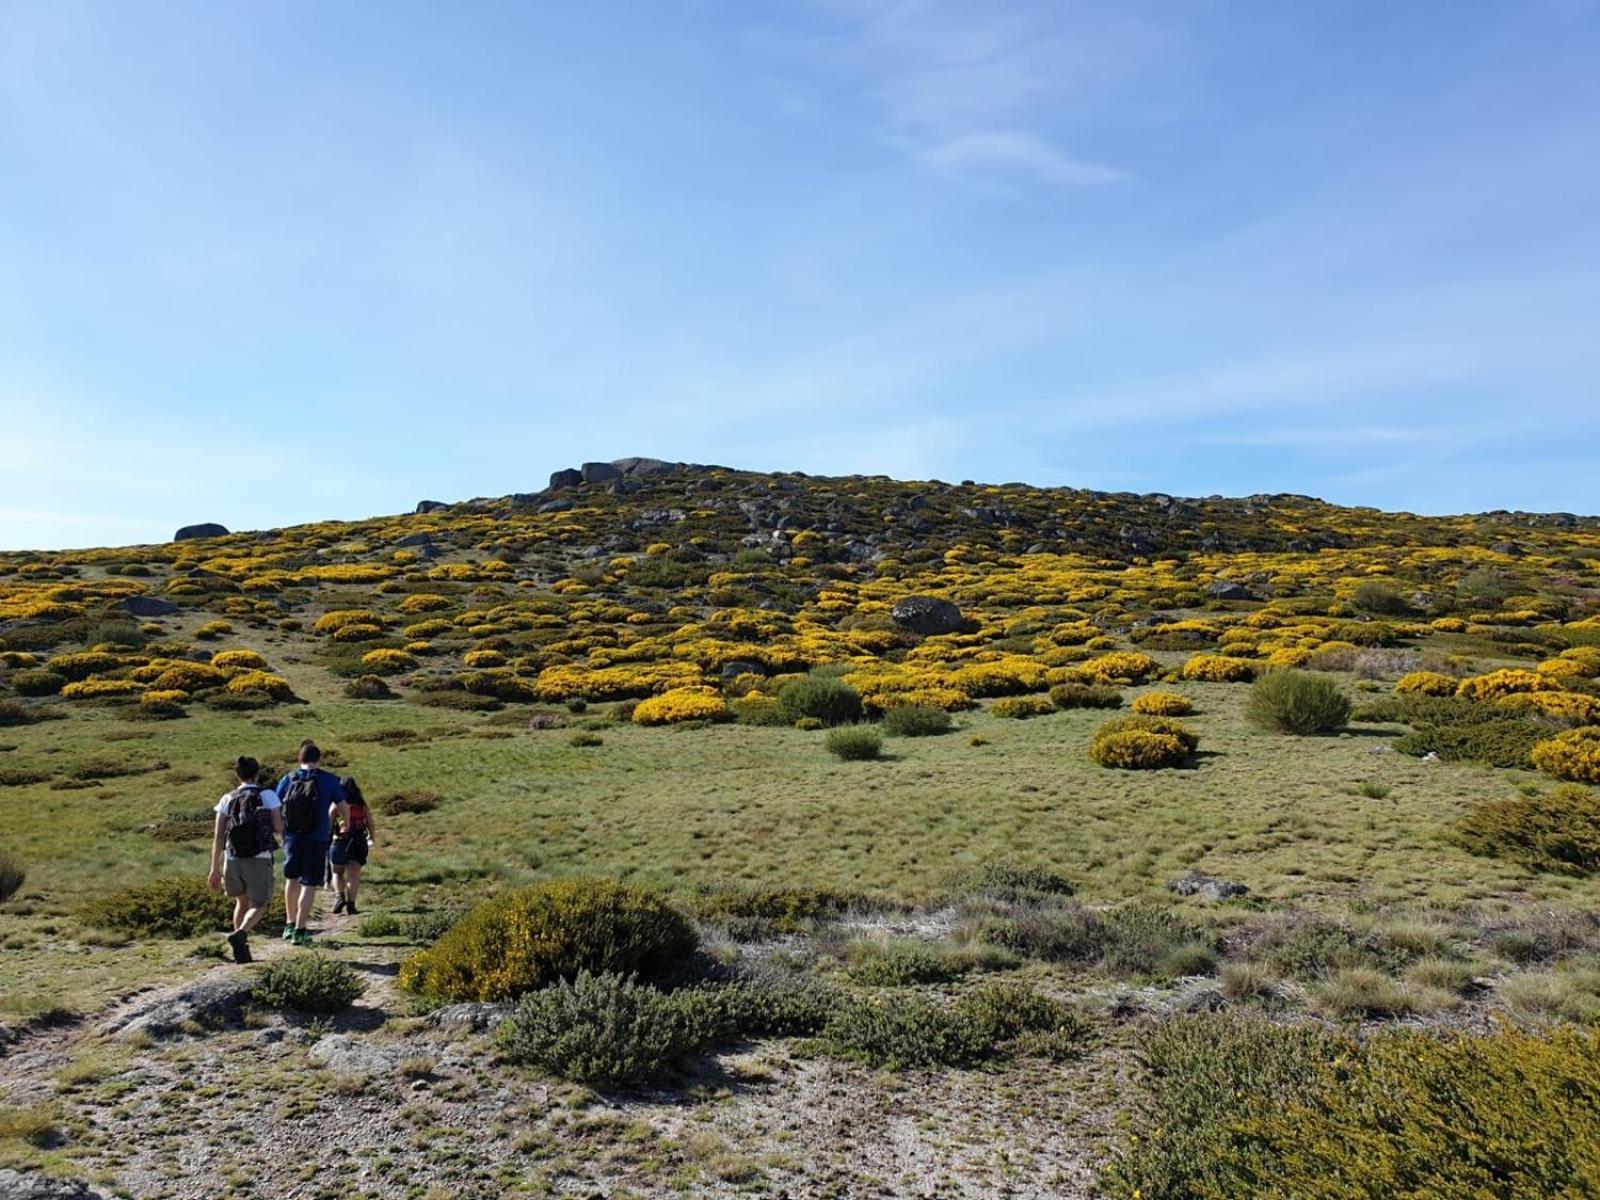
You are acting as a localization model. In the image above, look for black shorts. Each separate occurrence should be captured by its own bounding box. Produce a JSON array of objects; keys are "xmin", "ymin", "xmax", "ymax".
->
[{"xmin": 329, "ymin": 836, "xmax": 368, "ymax": 867}]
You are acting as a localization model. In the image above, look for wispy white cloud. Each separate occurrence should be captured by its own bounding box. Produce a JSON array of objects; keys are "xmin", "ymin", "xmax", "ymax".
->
[
  {"xmin": 799, "ymin": 0, "xmax": 1150, "ymax": 188},
  {"xmin": 913, "ymin": 130, "xmax": 1124, "ymax": 187}
]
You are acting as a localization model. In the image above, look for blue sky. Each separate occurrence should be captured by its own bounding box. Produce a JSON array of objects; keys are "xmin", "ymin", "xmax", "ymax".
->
[{"xmin": 2, "ymin": 1, "xmax": 1598, "ymax": 549}]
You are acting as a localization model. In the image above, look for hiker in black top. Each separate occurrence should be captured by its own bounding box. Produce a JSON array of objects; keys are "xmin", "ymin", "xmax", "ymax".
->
[
  {"xmin": 207, "ymin": 756, "xmax": 283, "ymax": 964},
  {"xmin": 329, "ymin": 776, "xmax": 376, "ymax": 916}
]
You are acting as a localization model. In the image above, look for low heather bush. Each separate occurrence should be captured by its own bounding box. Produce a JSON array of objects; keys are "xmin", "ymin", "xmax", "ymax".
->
[
  {"xmin": 1245, "ymin": 671, "xmax": 1351, "ymax": 734},
  {"xmin": 881, "ymin": 704, "xmax": 953, "ymax": 737},
  {"xmin": 252, "ymin": 955, "xmax": 365, "ymax": 1013},
  {"xmin": 825, "ymin": 725, "xmax": 882, "ymax": 761}
]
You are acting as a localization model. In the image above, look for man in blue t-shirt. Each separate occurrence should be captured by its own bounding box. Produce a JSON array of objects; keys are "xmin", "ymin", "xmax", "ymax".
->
[{"xmin": 276, "ymin": 741, "xmax": 348, "ymax": 946}]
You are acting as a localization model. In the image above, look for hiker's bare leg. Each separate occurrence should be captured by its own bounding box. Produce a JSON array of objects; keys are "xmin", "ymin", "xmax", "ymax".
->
[{"xmin": 345, "ymin": 862, "xmax": 362, "ymax": 906}]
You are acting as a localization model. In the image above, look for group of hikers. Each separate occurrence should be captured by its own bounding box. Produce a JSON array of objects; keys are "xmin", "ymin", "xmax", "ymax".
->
[{"xmin": 205, "ymin": 741, "xmax": 376, "ymax": 962}]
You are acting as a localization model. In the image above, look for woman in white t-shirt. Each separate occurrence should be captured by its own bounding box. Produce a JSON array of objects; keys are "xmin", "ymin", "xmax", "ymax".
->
[{"xmin": 207, "ymin": 755, "xmax": 284, "ymax": 963}]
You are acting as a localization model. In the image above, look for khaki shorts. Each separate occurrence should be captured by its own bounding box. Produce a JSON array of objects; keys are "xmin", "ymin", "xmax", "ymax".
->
[{"xmin": 223, "ymin": 856, "xmax": 274, "ymax": 906}]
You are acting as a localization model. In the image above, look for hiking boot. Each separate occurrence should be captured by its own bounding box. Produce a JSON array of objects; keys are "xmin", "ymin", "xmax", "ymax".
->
[
  {"xmin": 345, "ymin": 902, "xmax": 358, "ymax": 916},
  {"xmin": 226, "ymin": 930, "xmax": 252, "ymax": 964},
  {"xmin": 332, "ymin": 895, "xmax": 347, "ymax": 915},
  {"xmin": 281, "ymin": 925, "xmax": 295, "ymax": 941},
  {"xmin": 292, "ymin": 928, "xmax": 314, "ymax": 947}
]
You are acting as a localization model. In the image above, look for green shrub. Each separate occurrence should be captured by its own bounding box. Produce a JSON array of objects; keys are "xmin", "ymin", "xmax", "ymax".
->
[
  {"xmin": 881, "ymin": 704, "xmax": 953, "ymax": 737},
  {"xmin": 1105, "ymin": 1015, "xmax": 1600, "ymax": 1200},
  {"xmin": 497, "ymin": 971, "xmax": 694, "ymax": 1085},
  {"xmin": 953, "ymin": 980, "xmax": 1093, "ymax": 1060},
  {"xmin": 0, "ymin": 701, "xmax": 37, "ymax": 727},
  {"xmin": 252, "ymin": 955, "xmax": 365, "ymax": 1013},
  {"xmin": 1255, "ymin": 917, "xmax": 1392, "ymax": 979},
  {"xmin": 777, "ymin": 675, "xmax": 864, "ymax": 727},
  {"xmin": 1393, "ymin": 719, "xmax": 1543, "ymax": 768},
  {"xmin": 568, "ymin": 731, "xmax": 604, "ymax": 748},
  {"xmin": 402, "ymin": 907, "xmax": 466, "ymax": 944},
  {"xmin": 12, "ymin": 670, "xmax": 65, "ymax": 697},
  {"xmin": 991, "ymin": 694, "xmax": 1056, "ymax": 719},
  {"xmin": 0, "ymin": 853, "xmax": 24, "ymax": 903},
  {"xmin": 1351, "ymin": 581, "xmax": 1413, "ymax": 616},
  {"xmin": 1244, "ymin": 671, "xmax": 1351, "ymax": 734},
  {"xmin": 399, "ymin": 878, "xmax": 698, "ymax": 1002},
  {"xmin": 1049, "ymin": 683, "xmax": 1123, "ymax": 710},
  {"xmin": 821, "ymin": 991, "xmax": 988, "ymax": 1069},
  {"xmin": 0, "ymin": 769, "xmax": 47, "ymax": 787},
  {"xmin": 825, "ymin": 725, "xmax": 882, "ymax": 761},
  {"xmin": 81, "ymin": 876, "xmax": 230, "ymax": 938},
  {"xmin": 1454, "ymin": 785, "xmax": 1600, "ymax": 876}
]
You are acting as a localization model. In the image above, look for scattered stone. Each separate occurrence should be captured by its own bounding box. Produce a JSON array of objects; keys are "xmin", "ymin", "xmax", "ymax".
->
[
  {"xmin": 173, "ymin": 522, "xmax": 228, "ymax": 542},
  {"xmin": 548, "ymin": 468, "xmax": 583, "ymax": 490},
  {"xmin": 430, "ymin": 1002, "xmax": 512, "ymax": 1032},
  {"xmin": 394, "ymin": 532, "xmax": 433, "ymax": 548},
  {"xmin": 890, "ymin": 595, "xmax": 965, "ymax": 636},
  {"xmin": 101, "ymin": 974, "xmax": 253, "ymax": 1040},
  {"xmin": 121, "ymin": 595, "xmax": 179, "ymax": 617},
  {"xmin": 1166, "ymin": 870, "xmax": 1250, "ymax": 901},
  {"xmin": 414, "ymin": 500, "xmax": 446, "ymax": 514}
]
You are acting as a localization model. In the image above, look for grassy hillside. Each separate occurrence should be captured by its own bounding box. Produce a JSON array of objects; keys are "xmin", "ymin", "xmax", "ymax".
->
[{"xmin": 3, "ymin": 463, "xmax": 1600, "ymax": 1197}]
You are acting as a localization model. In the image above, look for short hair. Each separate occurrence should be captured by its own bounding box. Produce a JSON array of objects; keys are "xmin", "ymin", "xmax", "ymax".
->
[
  {"xmin": 299, "ymin": 742, "xmax": 322, "ymax": 764},
  {"xmin": 233, "ymin": 755, "xmax": 259, "ymax": 782}
]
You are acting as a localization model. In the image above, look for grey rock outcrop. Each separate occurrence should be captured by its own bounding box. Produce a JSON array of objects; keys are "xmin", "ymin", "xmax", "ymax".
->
[
  {"xmin": 890, "ymin": 595, "xmax": 965, "ymax": 636},
  {"xmin": 414, "ymin": 500, "xmax": 446, "ymax": 514},
  {"xmin": 0, "ymin": 1170, "xmax": 112, "ymax": 1199},
  {"xmin": 173, "ymin": 522, "xmax": 228, "ymax": 542},
  {"xmin": 122, "ymin": 595, "xmax": 179, "ymax": 617},
  {"xmin": 548, "ymin": 468, "xmax": 583, "ymax": 490},
  {"xmin": 580, "ymin": 461, "xmax": 622, "ymax": 484},
  {"xmin": 1206, "ymin": 581, "xmax": 1254, "ymax": 601},
  {"xmin": 101, "ymin": 974, "xmax": 253, "ymax": 1040}
]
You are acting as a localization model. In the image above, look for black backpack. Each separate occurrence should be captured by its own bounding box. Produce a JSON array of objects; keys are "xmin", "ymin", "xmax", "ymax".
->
[
  {"xmin": 282, "ymin": 770, "xmax": 323, "ymax": 837},
  {"xmin": 225, "ymin": 785, "xmax": 273, "ymax": 857}
]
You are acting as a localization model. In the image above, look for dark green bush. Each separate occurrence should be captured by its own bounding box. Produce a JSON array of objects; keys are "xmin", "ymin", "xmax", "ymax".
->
[
  {"xmin": 252, "ymin": 955, "xmax": 365, "ymax": 1013},
  {"xmin": 81, "ymin": 876, "xmax": 230, "ymax": 938},
  {"xmin": 497, "ymin": 970, "xmax": 698, "ymax": 1085},
  {"xmin": 820, "ymin": 991, "xmax": 989, "ymax": 1069},
  {"xmin": 399, "ymin": 878, "xmax": 698, "ymax": 1002},
  {"xmin": 1394, "ymin": 719, "xmax": 1543, "ymax": 768},
  {"xmin": 953, "ymin": 980, "xmax": 1093, "ymax": 1061},
  {"xmin": 0, "ymin": 768, "xmax": 48, "ymax": 787},
  {"xmin": 1244, "ymin": 671, "xmax": 1351, "ymax": 734},
  {"xmin": 0, "ymin": 852, "xmax": 24, "ymax": 903},
  {"xmin": 845, "ymin": 940, "xmax": 1016, "ymax": 986},
  {"xmin": 1454, "ymin": 785, "xmax": 1600, "ymax": 876},
  {"xmin": 777, "ymin": 675, "xmax": 864, "ymax": 727},
  {"xmin": 1350, "ymin": 581, "xmax": 1413, "ymax": 616},
  {"xmin": 825, "ymin": 725, "xmax": 882, "ymax": 761},
  {"xmin": 380, "ymin": 789, "xmax": 443, "ymax": 815},
  {"xmin": 0, "ymin": 701, "xmax": 37, "ymax": 727},
  {"xmin": 881, "ymin": 704, "xmax": 953, "ymax": 737},
  {"xmin": 357, "ymin": 912, "xmax": 404, "ymax": 937},
  {"xmin": 1049, "ymin": 683, "xmax": 1123, "ymax": 710},
  {"xmin": 949, "ymin": 861, "xmax": 1075, "ymax": 902},
  {"xmin": 568, "ymin": 731, "xmax": 604, "ymax": 747},
  {"xmin": 1254, "ymin": 917, "xmax": 1392, "ymax": 979},
  {"xmin": 12, "ymin": 670, "xmax": 65, "ymax": 697},
  {"xmin": 730, "ymin": 694, "xmax": 785, "ymax": 726}
]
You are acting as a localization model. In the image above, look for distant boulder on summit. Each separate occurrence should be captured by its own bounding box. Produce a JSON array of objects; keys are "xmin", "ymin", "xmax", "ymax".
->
[
  {"xmin": 173, "ymin": 523, "xmax": 228, "ymax": 542},
  {"xmin": 890, "ymin": 595, "xmax": 965, "ymax": 636},
  {"xmin": 549, "ymin": 468, "xmax": 583, "ymax": 490},
  {"xmin": 415, "ymin": 500, "xmax": 446, "ymax": 514},
  {"xmin": 581, "ymin": 462, "xmax": 622, "ymax": 484}
]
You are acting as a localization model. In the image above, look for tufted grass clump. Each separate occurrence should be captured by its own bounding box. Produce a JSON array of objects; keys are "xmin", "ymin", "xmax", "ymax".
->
[
  {"xmin": 0, "ymin": 700, "xmax": 37, "ymax": 727},
  {"xmin": 1104, "ymin": 1014, "xmax": 1600, "ymax": 1200},
  {"xmin": 399, "ymin": 878, "xmax": 698, "ymax": 1002},
  {"xmin": 825, "ymin": 725, "xmax": 882, "ymax": 761},
  {"xmin": 344, "ymin": 674, "xmax": 394, "ymax": 700},
  {"xmin": 844, "ymin": 939, "xmax": 1018, "ymax": 986},
  {"xmin": 1245, "ymin": 670, "xmax": 1351, "ymax": 734},
  {"xmin": 380, "ymin": 789, "xmax": 443, "ymax": 815},
  {"xmin": 881, "ymin": 703, "xmax": 952, "ymax": 737},
  {"xmin": 1453, "ymin": 785, "xmax": 1600, "ymax": 876},
  {"xmin": 777, "ymin": 675, "xmax": 864, "ymax": 727},
  {"xmin": 80, "ymin": 876, "xmax": 230, "ymax": 938},
  {"xmin": 0, "ymin": 852, "xmax": 25, "ymax": 903},
  {"xmin": 252, "ymin": 955, "xmax": 365, "ymax": 1013},
  {"xmin": 692, "ymin": 883, "xmax": 860, "ymax": 939}
]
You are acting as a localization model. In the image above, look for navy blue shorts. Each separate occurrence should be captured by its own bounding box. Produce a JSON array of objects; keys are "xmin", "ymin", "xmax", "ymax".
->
[{"xmin": 282, "ymin": 837, "xmax": 330, "ymax": 887}]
